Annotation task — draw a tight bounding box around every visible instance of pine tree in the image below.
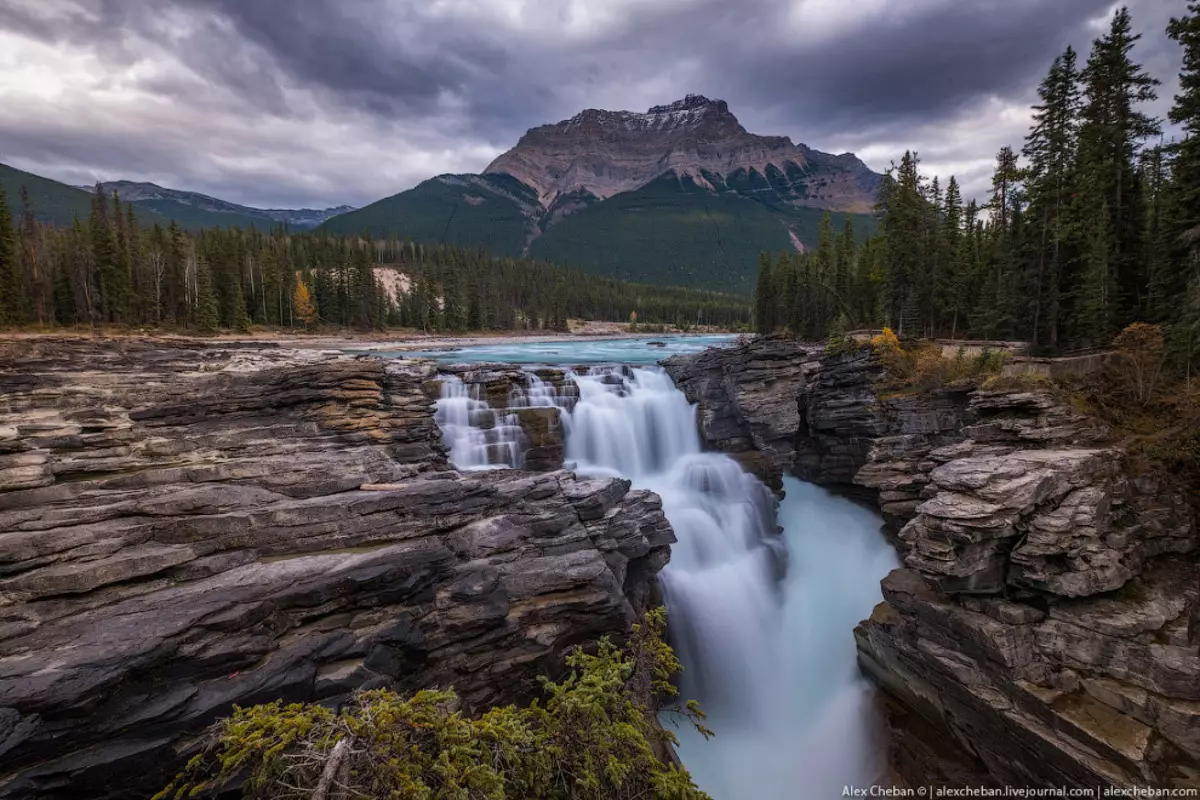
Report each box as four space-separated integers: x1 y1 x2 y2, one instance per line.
1024 47 1082 348
1074 6 1161 332
1162 3 1200 327
0 185 21 325
90 184 125 324
19 186 46 326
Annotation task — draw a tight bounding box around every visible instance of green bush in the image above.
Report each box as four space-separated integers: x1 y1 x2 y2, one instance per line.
155 609 711 800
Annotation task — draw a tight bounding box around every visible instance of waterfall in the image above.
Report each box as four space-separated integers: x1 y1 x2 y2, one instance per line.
434 375 527 469
432 362 898 798
566 367 898 799
565 368 785 719
508 372 570 409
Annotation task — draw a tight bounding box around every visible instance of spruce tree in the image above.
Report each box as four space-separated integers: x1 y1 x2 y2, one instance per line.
835 216 855 308
753 252 775 334
1074 6 1161 331
1024 47 1082 348
938 176 963 338
0 185 21 326
1162 3 1200 325
880 151 927 334
194 257 220 334
814 212 835 336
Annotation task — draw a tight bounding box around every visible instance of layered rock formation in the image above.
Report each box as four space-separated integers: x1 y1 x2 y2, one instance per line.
667 336 1200 791
485 94 881 212
0 340 674 800
662 336 820 489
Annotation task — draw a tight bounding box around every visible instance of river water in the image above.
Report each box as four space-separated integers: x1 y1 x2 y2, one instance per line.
413 336 898 799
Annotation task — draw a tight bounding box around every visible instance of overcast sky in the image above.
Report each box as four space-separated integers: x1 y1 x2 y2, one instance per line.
0 0 1185 210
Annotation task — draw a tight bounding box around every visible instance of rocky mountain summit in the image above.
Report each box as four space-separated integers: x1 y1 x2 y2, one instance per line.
665 337 1199 791
0 340 672 799
318 96 882 293
485 94 879 213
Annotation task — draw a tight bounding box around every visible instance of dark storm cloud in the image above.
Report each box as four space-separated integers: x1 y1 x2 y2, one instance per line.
0 0 1185 207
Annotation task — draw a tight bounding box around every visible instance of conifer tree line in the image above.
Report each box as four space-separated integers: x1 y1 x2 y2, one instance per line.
756 4 1200 365
0 188 750 334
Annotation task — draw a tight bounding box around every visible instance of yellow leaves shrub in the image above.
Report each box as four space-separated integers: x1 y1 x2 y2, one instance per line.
870 327 902 354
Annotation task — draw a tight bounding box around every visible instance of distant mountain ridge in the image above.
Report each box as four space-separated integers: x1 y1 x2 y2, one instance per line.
319 95 882 293
84 181 354 230
0 162 352 232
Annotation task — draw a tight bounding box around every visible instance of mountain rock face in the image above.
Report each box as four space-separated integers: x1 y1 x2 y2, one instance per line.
666 337 1199 791
0 340 672 800
89 181 354 229
319 96 882 293
485 94 879 213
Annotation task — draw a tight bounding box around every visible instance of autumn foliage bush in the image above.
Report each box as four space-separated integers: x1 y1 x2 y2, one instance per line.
870 327 1010 393
154 609 711 800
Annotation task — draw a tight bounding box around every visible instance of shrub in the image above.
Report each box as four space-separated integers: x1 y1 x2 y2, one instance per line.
154 609 711 800
870 327 902 355
872 336 1011 395
1111 322 1167 406
824 315 860 356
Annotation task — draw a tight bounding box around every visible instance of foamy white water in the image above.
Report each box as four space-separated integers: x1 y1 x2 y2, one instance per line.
433 375 527 469
431 355 898 799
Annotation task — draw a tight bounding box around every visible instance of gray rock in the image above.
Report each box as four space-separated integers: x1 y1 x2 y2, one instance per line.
667 335 1199 791
664 335 819 489
0 339 675 800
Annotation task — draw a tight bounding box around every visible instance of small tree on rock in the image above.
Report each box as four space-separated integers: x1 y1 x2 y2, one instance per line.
1112 322 1166 405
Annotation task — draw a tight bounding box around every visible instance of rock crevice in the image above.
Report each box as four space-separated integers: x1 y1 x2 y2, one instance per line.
667 336 1199 790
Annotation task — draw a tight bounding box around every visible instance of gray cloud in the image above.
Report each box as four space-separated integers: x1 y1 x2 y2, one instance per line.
0 0 1185 209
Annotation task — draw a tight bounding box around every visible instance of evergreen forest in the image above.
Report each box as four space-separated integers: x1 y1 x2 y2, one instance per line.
0 185 750 334
755 4 1200 371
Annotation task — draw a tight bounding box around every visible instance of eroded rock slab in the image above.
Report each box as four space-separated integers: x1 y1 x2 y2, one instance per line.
0 339 674 800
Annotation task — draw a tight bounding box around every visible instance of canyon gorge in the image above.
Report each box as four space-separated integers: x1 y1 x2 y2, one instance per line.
0 335 1196 798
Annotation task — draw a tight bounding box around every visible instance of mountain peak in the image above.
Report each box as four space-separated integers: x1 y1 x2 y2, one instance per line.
646 94 723 114
483 95 878 211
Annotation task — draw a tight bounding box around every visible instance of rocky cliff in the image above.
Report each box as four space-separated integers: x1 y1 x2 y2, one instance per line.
666 337 1199 791
0 340 674 800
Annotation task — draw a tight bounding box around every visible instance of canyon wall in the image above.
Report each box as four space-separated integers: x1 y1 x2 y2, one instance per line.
665 338 1199 791
0 340 672 800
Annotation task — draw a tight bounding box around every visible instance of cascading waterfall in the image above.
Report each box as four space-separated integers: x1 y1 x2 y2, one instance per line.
507 372 570 409
564 368 785 720
432 360 899 799
434 375 527 469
